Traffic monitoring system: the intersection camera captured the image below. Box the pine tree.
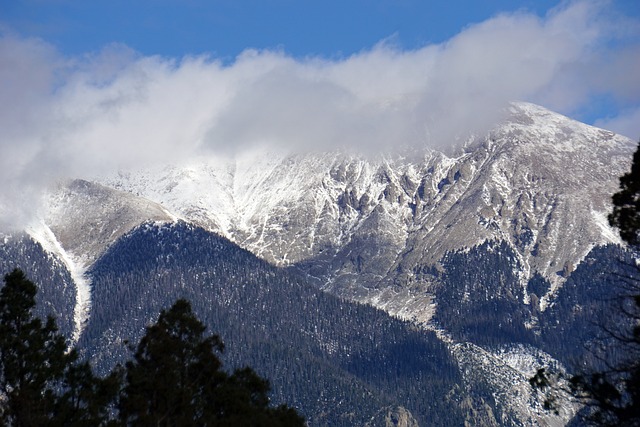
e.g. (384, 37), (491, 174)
(0, 269), (119, 427)
(119, 299), (304, 426)
(587, 141), (640, 425)
(609, 141), (640, 247)
(0, 269), (71, 426)
(54, 361), (122, 427)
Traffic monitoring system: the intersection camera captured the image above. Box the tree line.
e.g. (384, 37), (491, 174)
(0, 269), (304, 426)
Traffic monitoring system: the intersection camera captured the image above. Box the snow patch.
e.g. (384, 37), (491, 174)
(591, 209), (623, 245)
(26, 221), (91, 344)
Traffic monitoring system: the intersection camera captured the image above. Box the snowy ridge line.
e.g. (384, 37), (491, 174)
(26, 221), (91, 344)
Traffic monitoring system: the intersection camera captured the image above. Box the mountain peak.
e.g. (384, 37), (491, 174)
(31, 105), (635, 324)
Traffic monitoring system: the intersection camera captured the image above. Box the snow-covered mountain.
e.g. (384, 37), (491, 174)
(84, 102), (633, 322)
(5, 101), (635, 426)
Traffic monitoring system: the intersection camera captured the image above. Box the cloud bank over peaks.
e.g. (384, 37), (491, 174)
(0, 0), (638, 228)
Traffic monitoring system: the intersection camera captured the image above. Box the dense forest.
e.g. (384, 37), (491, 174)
(0, 219), (635, 425)
(80, 221), (465, 426)
(0, 269), (305, 426)
(0, 235), (75, 336)
(430, 240), (636, 369)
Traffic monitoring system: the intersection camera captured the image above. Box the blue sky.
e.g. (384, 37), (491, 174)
(2, 1), (639, 132)
(2, 0), (638, 133)
(0, 1), (639, 226)
(2, 1), (571, 59)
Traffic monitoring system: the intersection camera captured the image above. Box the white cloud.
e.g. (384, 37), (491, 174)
(595, 108), (640, 141)
(0, 0), (639, 228)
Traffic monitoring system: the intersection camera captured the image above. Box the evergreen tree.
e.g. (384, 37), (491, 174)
(0, 270), (303, 426)
(119, 298), (304, 426)
(609, 141), (640, 247)
(587, 140), (640, 426)
(0, 269), (118, 427)
(54, 361), (122, 427)
(0, 269), (69, 426)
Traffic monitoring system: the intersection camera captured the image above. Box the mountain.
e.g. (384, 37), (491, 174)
(80, 221), (466, 426)
(0, 101), (636, 426)
(99, 102), (632, 320)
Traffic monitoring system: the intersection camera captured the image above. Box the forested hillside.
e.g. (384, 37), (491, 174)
(79, 221), (467, 426)
(1, 221), (634, 425)
(430, 240), (636, 368)
(0, 235), (75, 336)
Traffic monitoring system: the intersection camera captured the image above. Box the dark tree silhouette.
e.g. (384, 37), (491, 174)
(0, 269), (67, 426)
(0, 270), (303, 426)
(610, 142), (640, 247)
(118, 298), (304, 426)
(0, 269), (117, 426)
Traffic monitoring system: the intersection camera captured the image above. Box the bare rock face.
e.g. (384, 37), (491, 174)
(365, 406), (419, 427)
(35, 103), (634, 329)
(89, 102), (633, 323)
(29, 102), (635, 427)
(384, 406), (419, 427)
(44, 179), (173, 264)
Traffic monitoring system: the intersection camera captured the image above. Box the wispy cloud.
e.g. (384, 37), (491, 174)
(595, 107), (640, 140)
(0, 0), (638, 228)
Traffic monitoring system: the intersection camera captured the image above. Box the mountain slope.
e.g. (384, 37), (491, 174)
(96, 102), (633, 322)
(0, 233), (76, 336)
(80, 221), (469, 426)
(5, 101), (636, 426)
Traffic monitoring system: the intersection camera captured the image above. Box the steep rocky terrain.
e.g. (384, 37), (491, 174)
(1, 101), (635, 426)
(98, 102), (633, 321)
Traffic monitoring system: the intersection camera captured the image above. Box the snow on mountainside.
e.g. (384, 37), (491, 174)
(391, 102), (631, 313)
(35, 179), (175, 340)
(453, 342), (575, 427)
(21, 101), (635, 427)
(90, 102), (633, 322)
(27, 101), (633, 341)
(44, 179), (175, 264)
(26, 220), (91, 344)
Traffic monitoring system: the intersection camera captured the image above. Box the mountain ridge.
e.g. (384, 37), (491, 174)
(25, 102), (634, 329)
(4, 101), (636, 426)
